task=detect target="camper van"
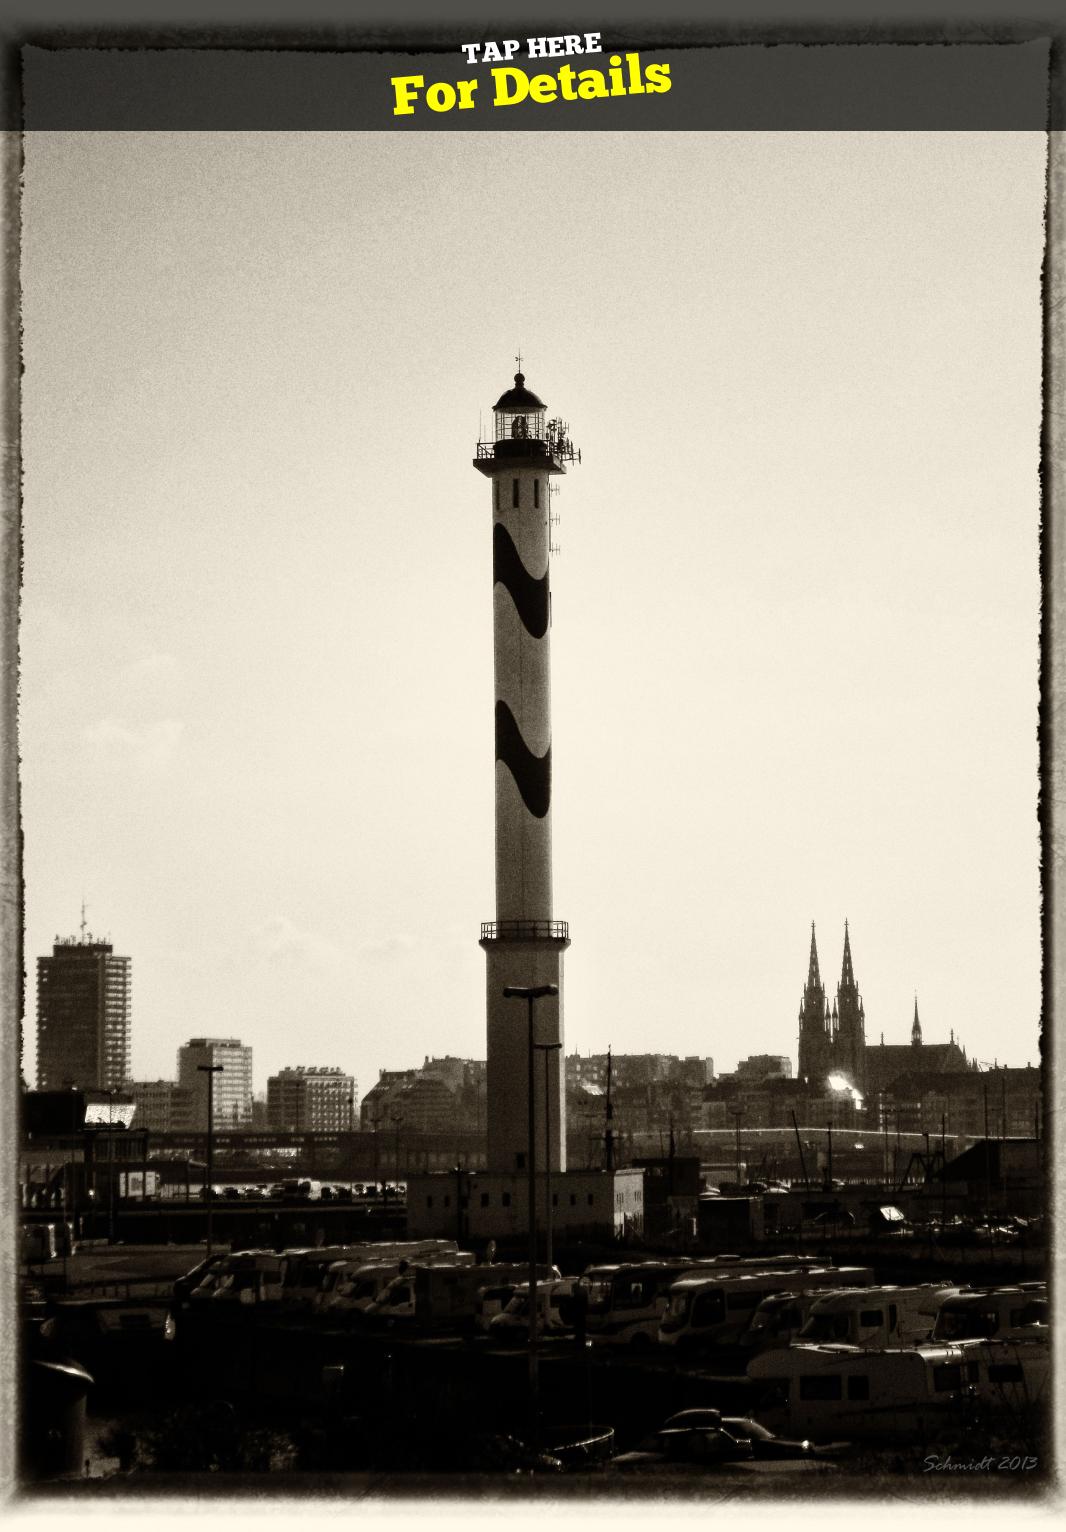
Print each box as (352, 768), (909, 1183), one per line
(582, 1261), (712, 1348)
(277, 1241), (456, 1312)
(581, 1256), (832, 1349)
(367, 1262), (560, 1333)
(931, 1285), (1047, 1345)
(748, 1338), (1049, 1442)
(740, 1279), (874, 1354)
(659, 1267), (873, 1352)
(472, 1281), (524, 1334)
(487, 1279), (580, 1342)
(316, 1248), (474, 1318)
(795, 1284), (960, 1349)
(209, 1250), (288, 1307)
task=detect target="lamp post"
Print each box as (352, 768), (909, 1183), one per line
(347, 1088), (356, 1190)
(198, 1064), (224, 1256)
(106, 1090), (116, 1246)
(69, 1087), (80, 1242)
(503, 981), (559, 1451)
(534, 1040), (562, 1270)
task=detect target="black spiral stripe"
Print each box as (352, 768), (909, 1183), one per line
(493, 522), (548, 639)
(495, 699), (551, 819)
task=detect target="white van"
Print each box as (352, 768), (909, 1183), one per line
(367, 1262), (559, 1332)
(738, 1290), (813, 1354)
(931, 1284), (1047, 1344)
(659, 1267), (873, 1352)
(487, 1279), (579, 1342)
(583, 1261), (711, 1348)
(473, 1281), (523, 1334)
(748, 1337), (1049, 1442)
(316, 1250), (473, 1317)
(210, 1250), (288, 1307)
(795, 1284), (960, 1349)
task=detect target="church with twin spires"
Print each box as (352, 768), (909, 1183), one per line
(796, 922), (973, 1099)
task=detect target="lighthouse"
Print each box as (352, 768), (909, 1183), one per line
(475, 370), (578, 1174)
(404, 376), (644, 1245)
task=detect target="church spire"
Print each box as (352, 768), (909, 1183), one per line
(806, 922), (821, 990)
(834, 919), (866, 1094)
(840, 919), (855, 989)
(798, 920), (829, 1084)
(912, 994), (922, 1046)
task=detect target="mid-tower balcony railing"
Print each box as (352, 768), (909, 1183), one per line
(480, 919), (570, 943)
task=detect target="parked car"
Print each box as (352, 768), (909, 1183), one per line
(629, 1409), (846, 1465)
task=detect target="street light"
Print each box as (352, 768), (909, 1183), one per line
(197, 1064), (224, 1256)
(503, 981), (559, 1451)
(106, 1089), (116, 1246)
(534, 1040), (562, 1270)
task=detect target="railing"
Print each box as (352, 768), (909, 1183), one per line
(475, 438), (553, 461)
(480, 920), (570, 943)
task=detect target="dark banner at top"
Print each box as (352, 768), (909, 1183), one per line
(20, 39), (1054, 130)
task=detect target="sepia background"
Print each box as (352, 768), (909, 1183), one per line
(19, 130), (1045, 1103)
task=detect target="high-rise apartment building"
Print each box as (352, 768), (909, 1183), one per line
(266, 1066), (356, 1132)
(36, 933), (131, 1091)
(175, 1038), (253, 1129)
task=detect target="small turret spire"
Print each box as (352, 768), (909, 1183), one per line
(912, 994), (922, 1046)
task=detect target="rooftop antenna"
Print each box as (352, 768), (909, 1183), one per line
(80, 898), (87, 941)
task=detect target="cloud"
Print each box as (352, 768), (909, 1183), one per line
(83, 717), (184, 768)
(256, 914), (344, 968)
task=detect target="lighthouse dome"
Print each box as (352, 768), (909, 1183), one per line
(493, 373), (546, 412)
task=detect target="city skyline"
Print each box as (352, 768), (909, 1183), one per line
(20, 131), (1044, 1103)
(30, 911), (1015, 1108)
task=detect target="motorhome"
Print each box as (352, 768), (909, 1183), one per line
(748, 1338), (1049, 1442)
(795, 1284), (960, 1349)
(209, 1250), (288, 1307)
(316, 1248), (474, 1318)
(281, 1241), (460, 1312)
(487, 1280), (580, 1342)
(472, 1280), (523, 1334)
(367, 1262), (559, 1333)
(931, 1285), (1047, 1345)
(581, 1256), (833, 1349)
(583, 1261), (711, 1348)
(659, 1267), (873, 1352)
(740, 1280), (875, 1354)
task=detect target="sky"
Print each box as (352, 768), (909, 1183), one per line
(19, 129), (1045, 1103)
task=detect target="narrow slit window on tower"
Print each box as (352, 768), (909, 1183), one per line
(512, 478), (519, 509)
(494, 479), (500, 512)
(533, 479), (540, 509)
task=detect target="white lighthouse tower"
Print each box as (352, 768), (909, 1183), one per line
(475, 371), (578, 1174)
(403, 376), (644, 1246)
